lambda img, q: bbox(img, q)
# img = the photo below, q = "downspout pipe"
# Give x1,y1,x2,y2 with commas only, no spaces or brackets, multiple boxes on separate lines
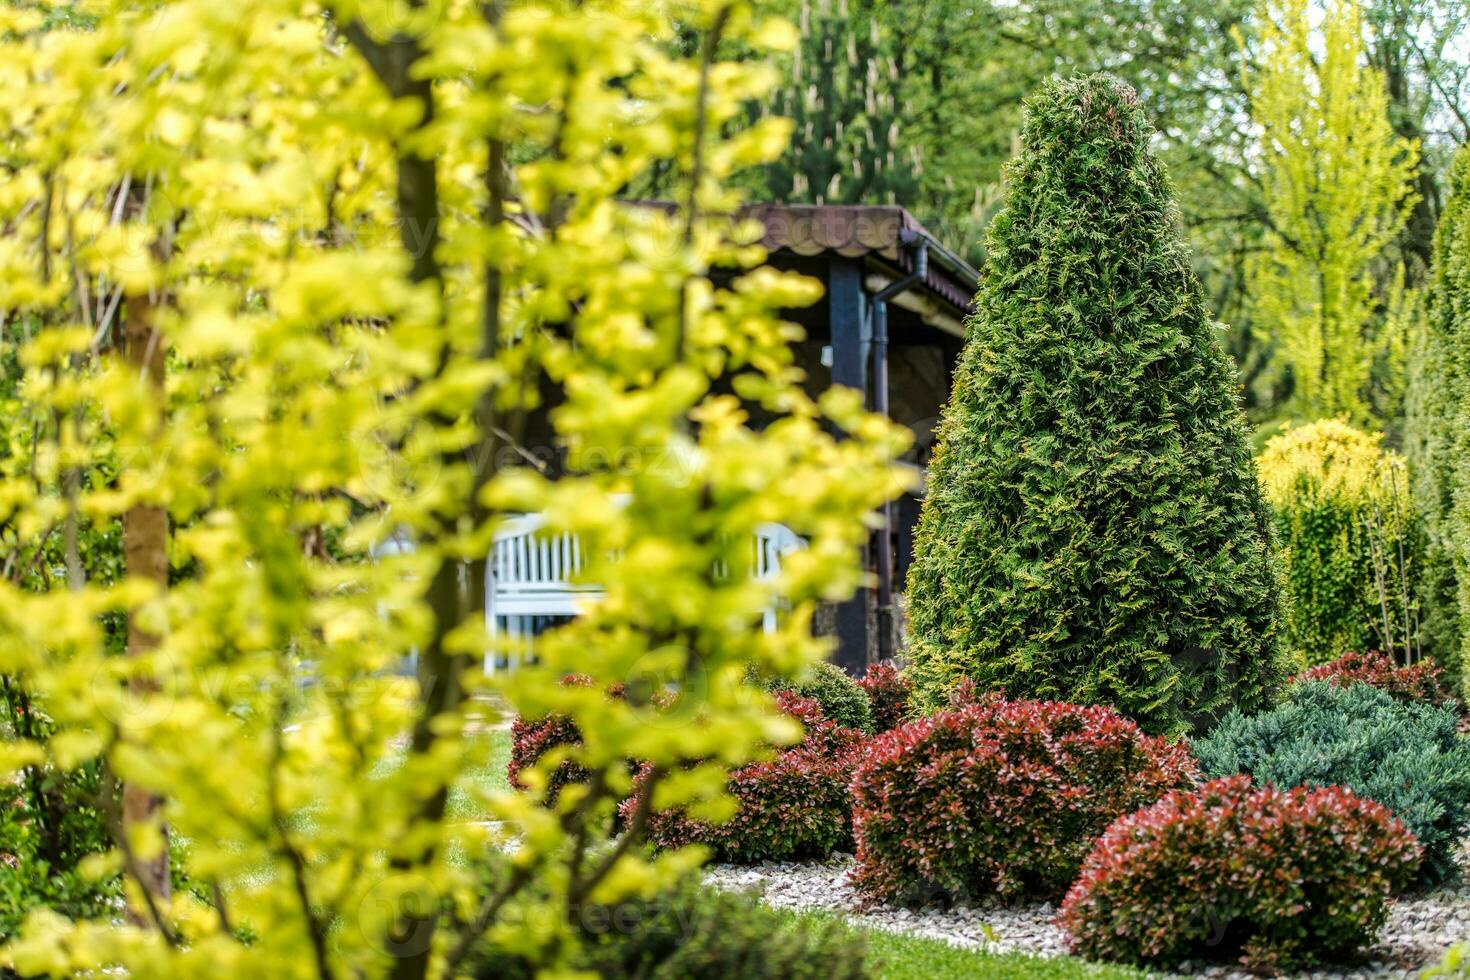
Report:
869,232,928,663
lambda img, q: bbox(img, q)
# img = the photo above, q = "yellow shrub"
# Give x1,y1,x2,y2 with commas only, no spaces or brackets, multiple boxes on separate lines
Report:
1258,419,1419,666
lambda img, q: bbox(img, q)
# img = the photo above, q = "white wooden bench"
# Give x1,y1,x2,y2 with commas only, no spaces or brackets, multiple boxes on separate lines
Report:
484,515,803,672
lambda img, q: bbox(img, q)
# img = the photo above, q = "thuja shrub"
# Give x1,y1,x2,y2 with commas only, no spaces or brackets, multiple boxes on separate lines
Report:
1059,776,1420,973
1295,649,1458,709
858,661,912,732
766,660,874,733
1259,419,1423,667
1195,681,1470,884
904,73,1282,736
638,691,866,862
848,698,1196,904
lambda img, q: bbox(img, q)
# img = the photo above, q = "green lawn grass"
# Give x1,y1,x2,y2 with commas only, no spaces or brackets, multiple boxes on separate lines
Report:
369,727,512,822
444,728,512,821
778,909,1146,980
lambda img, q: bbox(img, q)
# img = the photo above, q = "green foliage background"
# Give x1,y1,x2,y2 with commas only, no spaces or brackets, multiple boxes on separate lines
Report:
1407,146,1470,691
745,0,1470,429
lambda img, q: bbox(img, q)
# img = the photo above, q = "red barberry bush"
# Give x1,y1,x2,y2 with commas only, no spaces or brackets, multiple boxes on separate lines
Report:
507,674,598,801
509,674,679,804
858,661,913,732
848,699,1196,905
1059,776,1421,974
1295,650,1459,709
766,689,863,757
638,691,867,862
508,711,585,797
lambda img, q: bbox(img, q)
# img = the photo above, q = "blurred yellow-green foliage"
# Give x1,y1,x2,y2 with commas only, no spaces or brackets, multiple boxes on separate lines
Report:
0,1,909,975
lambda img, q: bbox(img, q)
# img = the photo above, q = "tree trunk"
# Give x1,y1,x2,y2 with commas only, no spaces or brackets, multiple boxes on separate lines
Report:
120,285,171,918
1372,16,1437,284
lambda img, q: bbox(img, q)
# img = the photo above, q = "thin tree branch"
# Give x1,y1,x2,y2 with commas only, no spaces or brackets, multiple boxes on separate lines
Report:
567,766,661,907
267,691,336,980
442,863,535,973
211,879,234,937
674,5,732,356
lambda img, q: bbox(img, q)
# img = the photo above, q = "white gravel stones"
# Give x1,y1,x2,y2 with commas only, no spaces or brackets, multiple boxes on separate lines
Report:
703,852,1470,979
703,855,1069,958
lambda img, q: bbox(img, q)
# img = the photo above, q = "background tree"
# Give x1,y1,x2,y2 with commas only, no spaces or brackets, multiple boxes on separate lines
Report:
750,0,918,205
903,74,1283,738
1364,0,1470,284
900,0,1259,259
745,0,1288,421
1243,0,1419,425
746,0,1256,250
735,0,1470,434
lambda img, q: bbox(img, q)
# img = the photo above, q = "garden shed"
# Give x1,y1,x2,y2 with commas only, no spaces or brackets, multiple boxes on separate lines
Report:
717,204,978,672
483,203,976,673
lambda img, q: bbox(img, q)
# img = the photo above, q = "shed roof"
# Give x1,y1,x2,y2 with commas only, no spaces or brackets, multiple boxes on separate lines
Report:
741,204,977,313
632,201,979,316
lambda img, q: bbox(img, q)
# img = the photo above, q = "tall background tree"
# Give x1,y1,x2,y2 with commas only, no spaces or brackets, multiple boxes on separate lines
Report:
903,75,1283,738
1244,0,1420,426
1364,0,1470,284
746,0,1255,229
744,0,1468,431
750,0,918,205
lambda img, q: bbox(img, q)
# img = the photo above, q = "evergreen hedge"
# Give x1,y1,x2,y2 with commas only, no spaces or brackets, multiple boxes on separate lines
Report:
904,74,1283,735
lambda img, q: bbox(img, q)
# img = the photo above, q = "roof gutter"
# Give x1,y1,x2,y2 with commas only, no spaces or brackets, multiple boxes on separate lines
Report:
907,226,979,298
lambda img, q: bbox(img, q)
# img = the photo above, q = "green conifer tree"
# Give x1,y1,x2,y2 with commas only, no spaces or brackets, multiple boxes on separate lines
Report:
1410,148,1470,689
754,0,917,205
904,74,1283,736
